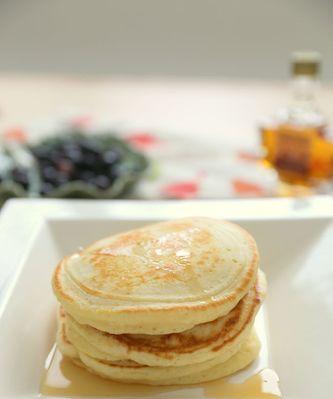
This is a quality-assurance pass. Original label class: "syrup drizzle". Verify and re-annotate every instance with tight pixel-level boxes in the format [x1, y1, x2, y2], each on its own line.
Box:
[39, 346, 281, 398]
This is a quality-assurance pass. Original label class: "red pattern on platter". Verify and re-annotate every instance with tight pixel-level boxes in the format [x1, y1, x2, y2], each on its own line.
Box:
[161, 181, 200, 199]
[71, 115, 93, 129]
[236, 150, 260, 162]
[232, 179, 264, 196]
[4, 128, 27, 143]
[126, 132, 161, 150]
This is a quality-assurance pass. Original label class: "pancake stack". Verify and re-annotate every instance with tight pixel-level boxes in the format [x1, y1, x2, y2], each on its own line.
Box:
[52, 217, 266, 385]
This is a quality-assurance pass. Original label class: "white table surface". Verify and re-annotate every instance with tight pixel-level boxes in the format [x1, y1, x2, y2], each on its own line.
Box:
[1, 74, 333, 148]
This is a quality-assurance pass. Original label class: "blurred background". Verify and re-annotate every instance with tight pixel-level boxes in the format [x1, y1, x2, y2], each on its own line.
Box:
[1, 0, 333, 79]
[0, 0, 332, 201]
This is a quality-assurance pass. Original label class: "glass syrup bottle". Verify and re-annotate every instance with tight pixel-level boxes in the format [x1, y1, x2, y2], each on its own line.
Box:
[260, 51, 333, 187]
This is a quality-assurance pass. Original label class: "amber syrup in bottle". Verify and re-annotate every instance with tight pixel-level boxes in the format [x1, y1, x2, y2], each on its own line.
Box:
[261, 51, 333, 189]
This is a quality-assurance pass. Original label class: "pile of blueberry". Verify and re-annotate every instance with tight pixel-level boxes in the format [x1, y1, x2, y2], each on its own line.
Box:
[7, 133, 148, 198]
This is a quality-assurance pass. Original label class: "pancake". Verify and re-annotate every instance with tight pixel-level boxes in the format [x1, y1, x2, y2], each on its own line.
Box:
[78, 330, 260, 385]
[56, 310, 260, 385]
[56, 307, 78, 360]
[53, 217, 259, 334]
[164, 331, 260, 385]
[65, 270, 266, 367]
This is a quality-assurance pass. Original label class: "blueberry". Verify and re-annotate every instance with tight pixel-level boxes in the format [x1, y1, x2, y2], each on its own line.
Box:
[55, 172, 69, 186]
[12, 168, 29, 188]
[63, 143, 78, 152]
[38, 158, 52, 168]
[95, 175, 111, 189]
[63, 144, 83, 163]
[81, 139, 100, 151]
[79, 171, 95, 183]
[108, 169, 119, 183]
[32, 146, 49, 160]
[56, 158, 74, 174]
[40, 182, 55, 195]
[81, 153, 97, 168]
[50, 150, 63, 163]
[103, 150, 119, 165]
[42, 166, 58, 182]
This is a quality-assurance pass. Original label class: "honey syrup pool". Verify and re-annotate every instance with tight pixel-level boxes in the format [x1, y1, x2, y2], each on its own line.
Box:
[39, 345, 281, 399]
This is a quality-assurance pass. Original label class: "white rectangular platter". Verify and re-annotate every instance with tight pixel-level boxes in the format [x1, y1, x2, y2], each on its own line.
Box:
[0, 196, 332, 399]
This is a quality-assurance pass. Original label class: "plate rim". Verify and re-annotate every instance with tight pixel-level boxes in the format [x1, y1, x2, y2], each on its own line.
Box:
[1, 195, 332, 318]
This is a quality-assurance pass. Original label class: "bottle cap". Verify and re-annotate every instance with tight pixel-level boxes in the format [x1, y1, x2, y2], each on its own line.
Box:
[291, 51, 321, 77]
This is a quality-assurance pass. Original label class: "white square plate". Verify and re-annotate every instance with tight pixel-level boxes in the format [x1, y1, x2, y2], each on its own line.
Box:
[0, 197, 332, 399]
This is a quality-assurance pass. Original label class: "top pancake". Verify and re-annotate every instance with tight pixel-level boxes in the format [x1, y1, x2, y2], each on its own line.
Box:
[52, 217, 259, 334]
